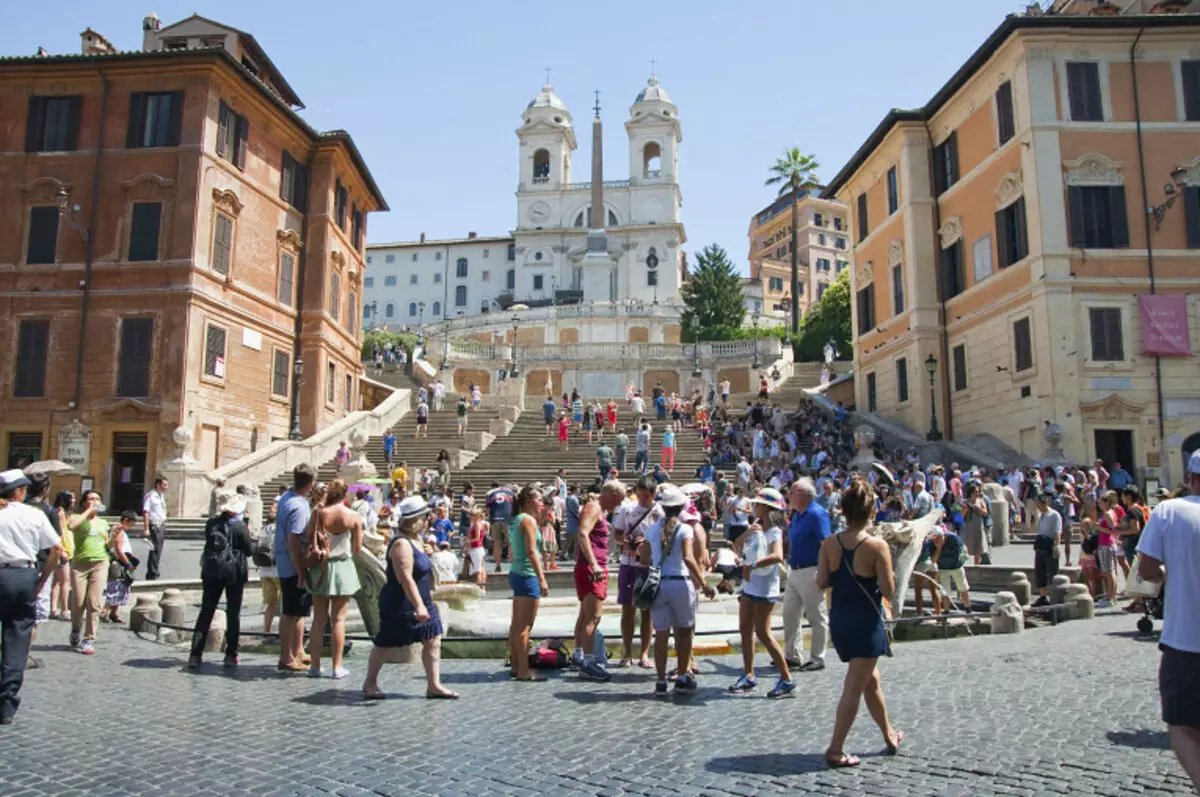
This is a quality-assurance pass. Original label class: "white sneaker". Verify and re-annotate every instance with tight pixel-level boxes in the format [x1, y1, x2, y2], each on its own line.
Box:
[307, 665, 323, 678]
[331, 666, 350, 680]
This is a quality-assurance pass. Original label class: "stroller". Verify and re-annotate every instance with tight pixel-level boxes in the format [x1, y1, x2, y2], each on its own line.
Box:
[1136, 590, 1165, 635]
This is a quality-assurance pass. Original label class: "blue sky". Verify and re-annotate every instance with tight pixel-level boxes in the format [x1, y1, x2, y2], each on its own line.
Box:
[3, 0, 1029, 272]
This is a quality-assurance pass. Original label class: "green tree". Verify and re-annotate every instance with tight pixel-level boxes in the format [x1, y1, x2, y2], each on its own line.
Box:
[765, 147, 821, 336]
[361, 329, 418, 361]
[794, 268, 851, 362]
[680, 244, 745, 338]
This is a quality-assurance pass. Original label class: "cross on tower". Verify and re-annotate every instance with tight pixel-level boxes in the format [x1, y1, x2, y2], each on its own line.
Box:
[593, 89, 601, 118]
[650, 57, 657, 78]
[544, 66, 552, 85]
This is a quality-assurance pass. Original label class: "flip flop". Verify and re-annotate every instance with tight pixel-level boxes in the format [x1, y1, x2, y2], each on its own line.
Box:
[426, 691, 460, 700]
[618, 658, 634, 668]
[825, 752, 861, 769]
[362, 689, 387, 701]
[886, 730, 905, 756]
[277, 662, 307, 672]
[514, 674, 547, 682]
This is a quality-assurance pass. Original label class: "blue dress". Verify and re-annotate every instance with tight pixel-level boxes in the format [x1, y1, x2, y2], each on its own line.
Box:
[828, 536, 888, 662]
[374, 538, 443, 647]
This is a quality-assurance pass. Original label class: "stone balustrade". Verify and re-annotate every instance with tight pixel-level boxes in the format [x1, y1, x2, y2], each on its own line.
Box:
[444, 339, 782, 364]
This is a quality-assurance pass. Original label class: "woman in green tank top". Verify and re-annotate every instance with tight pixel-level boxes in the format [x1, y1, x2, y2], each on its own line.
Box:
[507, 485, 549, 681]
[66, 490, 111, 652]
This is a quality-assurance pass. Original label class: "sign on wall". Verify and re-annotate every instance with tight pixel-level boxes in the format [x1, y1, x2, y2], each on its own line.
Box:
[57, 419, 92, 473]
[1139, 295, 1191, 356]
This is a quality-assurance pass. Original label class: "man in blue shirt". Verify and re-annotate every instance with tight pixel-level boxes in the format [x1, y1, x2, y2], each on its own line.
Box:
[486, 482, 515, 573]
[382, 430, 396, 470]
[274, 463, 316, 672]
[1107, 462, 1133, 491]
[781, 477, 830, 671]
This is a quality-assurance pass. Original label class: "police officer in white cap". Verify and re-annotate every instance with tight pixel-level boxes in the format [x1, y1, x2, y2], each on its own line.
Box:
[0, 469, 63, 724]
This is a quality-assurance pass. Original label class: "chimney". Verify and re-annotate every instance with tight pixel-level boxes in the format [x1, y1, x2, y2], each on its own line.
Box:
[35, 46, 48, 57]
[419, 232, 426, 243]
[80, 28, 116, 56]
[142, 12, 162, 51]
[467, 231, 477, 239]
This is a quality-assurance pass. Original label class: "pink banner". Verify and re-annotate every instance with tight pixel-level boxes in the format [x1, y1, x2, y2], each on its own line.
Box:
[1139, 294, 1192, 356]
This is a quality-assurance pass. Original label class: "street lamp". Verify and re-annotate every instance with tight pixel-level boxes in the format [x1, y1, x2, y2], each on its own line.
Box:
[924, 353, 942, 441]
[441, 317, 451, 371]
[751, 308, 762, 369]
[687, 312, 702, 378]
[289, 356, 305, 440]
[509, 313, 521, 378]
[367, 301, 378, 330]
[417, 301, 425, 347]
[57, 188, 94, 410]
[1150, 166, 1190, 231]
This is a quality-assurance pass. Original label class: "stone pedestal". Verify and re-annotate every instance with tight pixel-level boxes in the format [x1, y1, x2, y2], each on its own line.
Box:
[489, 418, 514, 437]
[990, 591, 1024, 635]
[204, 609, 227, 653]
[1049, 574, 1072, 605]
[129, 594, 161, 634]
[161, 426, 214, 519]
[499, 405, 521, 423]
[1007, 572, 1031, 606]
[158, 588, 187, 643]
[464, 430, 495, 453]
[1064, 584, 1095, 620]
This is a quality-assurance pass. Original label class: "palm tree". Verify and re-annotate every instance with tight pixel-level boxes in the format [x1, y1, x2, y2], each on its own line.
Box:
[765, 148, 821, 335]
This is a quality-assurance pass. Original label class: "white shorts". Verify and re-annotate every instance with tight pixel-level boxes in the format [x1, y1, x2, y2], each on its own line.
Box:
[468, 547, 485, 575]
[938, 567, 969, 593]
[35, 577, 52, 624]
[650, 579, 697, 632]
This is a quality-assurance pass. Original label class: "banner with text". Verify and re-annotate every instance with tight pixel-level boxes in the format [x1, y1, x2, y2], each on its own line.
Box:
[1138, 294, 1191, 356]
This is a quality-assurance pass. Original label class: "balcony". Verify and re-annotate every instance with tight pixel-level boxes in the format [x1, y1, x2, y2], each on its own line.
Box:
[532, 176, 549, 185]
[567, 179, 631, 190]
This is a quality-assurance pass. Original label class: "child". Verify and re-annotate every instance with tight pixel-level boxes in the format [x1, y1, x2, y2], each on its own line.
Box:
[259, 507, 281, 634]
[103, 510, 138, 624]
[713, 541, 739, 594]
[540, 496, 559, 571]
[465, 507, 489, 588]
[558, 414, 571, 451]
[471, 384, 483, 410]
[432, 505, 455, 547]
[1077, 517, 1100, 597]
[661, 426, 676, 473]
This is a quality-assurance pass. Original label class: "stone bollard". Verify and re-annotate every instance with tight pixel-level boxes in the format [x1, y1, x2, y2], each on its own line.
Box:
[204, 609, 226, 653]
[158, 589, 187, 643]
[1049, 574, 1072, 605]
[990, 499, 1010, 547]
[129, 594, 161, 634]
[1007, 572, 1031, 606]
[990, 591, 1025, 635]
[1064, 584, 1095, 620]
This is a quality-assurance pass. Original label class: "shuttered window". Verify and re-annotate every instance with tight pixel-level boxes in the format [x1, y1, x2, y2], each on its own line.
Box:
[211, 213, 233, 276]
[271, 350, 290, 398]
[345, 374, 353, 411]
[952, 344, 967, 392]
[856, 193, 869, 243]
[1068, 186, 1129, 249]
[996, 197, 1029, 268]
[335, 179, 348, 229]
[1185, 186, 1200, 249]
[216, 101, 249, 170]
[116, 318, 153, 397]
[326, 362, 336, 404]
[933, 133, 959, 195]
[856, 284, 875, 335]
[892, 264, 905, 315]
[1184, 61, 1200, 122]
[940, 240, 966, 300]
[896, 358, 909, 403]
[996, 81, 1016, 144]
[866, 372, 877, 413]
[886, 167, 899, 214]
[26, 206, 59, 264]
[280, 151, 308, 211]
[1066, 62, 1103, 122]
[351, 204, 363, 248]
[25, 95, 82, 152]
[330, 272, 341, 319]
[1089, 308, 1124, 362]
[1013, 317, 1033, 373]
[278, 253, 295, 306]
[348, 291, 357, 336]
[203, 324, 227, 379]
[14, 320, 50, 397]
[126, 91, 183, 148]
[128, 202, 162, 261]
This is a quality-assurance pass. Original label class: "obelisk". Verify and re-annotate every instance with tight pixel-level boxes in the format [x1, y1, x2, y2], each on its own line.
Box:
[582, 90, 612, 302]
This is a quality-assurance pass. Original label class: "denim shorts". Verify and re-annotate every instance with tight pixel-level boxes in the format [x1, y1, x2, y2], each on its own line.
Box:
[509, 571, 541, 599]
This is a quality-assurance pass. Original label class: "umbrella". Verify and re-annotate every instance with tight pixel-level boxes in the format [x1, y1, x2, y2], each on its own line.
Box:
[510, 303, 530, 311]
[23, 459, 76, 477]
[360, 477, 393, 485]
[680, 482, 713, 497]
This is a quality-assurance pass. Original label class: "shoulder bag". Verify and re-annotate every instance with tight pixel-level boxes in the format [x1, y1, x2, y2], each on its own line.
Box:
[634, 517, 682, 611]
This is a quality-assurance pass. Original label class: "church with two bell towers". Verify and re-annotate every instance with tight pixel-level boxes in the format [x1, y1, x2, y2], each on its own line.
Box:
[511, 75, 686, 309]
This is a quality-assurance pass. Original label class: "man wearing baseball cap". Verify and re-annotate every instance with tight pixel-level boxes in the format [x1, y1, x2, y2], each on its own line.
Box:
[0, 469, 63, 724]
[1137, 450, 1200, 790]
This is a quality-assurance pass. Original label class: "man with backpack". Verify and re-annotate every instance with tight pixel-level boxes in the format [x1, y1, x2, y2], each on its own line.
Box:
[188, 489, 253, 669]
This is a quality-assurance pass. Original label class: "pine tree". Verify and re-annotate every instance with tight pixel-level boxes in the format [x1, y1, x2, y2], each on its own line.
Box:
[680, 244, 745, 338]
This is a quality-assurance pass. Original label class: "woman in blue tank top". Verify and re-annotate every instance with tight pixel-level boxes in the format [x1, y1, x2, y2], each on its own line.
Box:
[816, 478, 903, 768]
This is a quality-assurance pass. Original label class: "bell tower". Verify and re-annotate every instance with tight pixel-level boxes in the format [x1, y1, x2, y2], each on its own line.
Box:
[516, 80, 575, 193]
[626, 75, 680, 188]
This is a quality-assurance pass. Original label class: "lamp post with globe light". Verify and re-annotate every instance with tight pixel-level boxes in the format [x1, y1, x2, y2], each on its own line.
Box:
[751, 309, 762, 369]
[509, 313, 521, 377]
[925, 353, 942, 441]
[289, 356, 305, 440]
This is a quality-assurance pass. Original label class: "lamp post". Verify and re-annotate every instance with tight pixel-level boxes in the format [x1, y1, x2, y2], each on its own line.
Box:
[688, 312, 702, 378]
[509, 313, 521, 378]
[441, 316, 451, 370]
[417, 301, 426, 348]
[367, 301, 378, 331]
[751, 309, 762, 369]
[57, 188, 93, 410]
[1150, 166, 1190, 231]
[924, 353, 942, 441]
[289, 356, 305, 440]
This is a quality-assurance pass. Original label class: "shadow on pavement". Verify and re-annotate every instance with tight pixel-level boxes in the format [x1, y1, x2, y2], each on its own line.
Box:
[1103, 630, 1161, 644]
[706, 752, 829, 776]
[553, 689, 714, 706]
[121, 658, 290, 681]
[1106, 729, 1171, 750]
[291, 688, 412, 706]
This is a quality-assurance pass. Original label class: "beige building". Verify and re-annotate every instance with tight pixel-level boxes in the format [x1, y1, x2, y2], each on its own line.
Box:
[825, 3, 1200, 485]
[747, 192, 849, 321]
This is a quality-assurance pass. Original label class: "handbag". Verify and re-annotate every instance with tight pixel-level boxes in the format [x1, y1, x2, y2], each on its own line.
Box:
[840, 540, 894, 658]
[634, 518, 682, 611]
[1125, 554, 1162, 599]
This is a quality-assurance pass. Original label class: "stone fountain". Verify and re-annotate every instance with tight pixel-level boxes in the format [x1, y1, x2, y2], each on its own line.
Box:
[848, 424, 881, 472]
[871, 508, 944, 616]
[339, 427, 377, 485]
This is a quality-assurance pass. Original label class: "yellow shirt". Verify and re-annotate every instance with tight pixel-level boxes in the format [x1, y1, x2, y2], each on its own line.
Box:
[391, 467, 408, 485]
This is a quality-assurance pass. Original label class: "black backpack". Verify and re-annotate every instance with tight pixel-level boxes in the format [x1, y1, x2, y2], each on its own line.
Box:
[252, 526, 275, 568]
[203, 516, 242, 583]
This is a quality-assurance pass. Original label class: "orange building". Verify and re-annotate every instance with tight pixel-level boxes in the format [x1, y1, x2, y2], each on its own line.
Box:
[747, 192, 849, 321]
[0, 14, 386, 512]
[826, 3, 1200, 485]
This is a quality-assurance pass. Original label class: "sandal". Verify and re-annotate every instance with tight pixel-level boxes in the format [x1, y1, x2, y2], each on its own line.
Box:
[886, 730, 904, 756]
[426, 690, 460, 700]
[825, 751, 861, 769]
[362, 688, 387, 700]
[514, 674, 547, 682]
[618, 657, 634, 668]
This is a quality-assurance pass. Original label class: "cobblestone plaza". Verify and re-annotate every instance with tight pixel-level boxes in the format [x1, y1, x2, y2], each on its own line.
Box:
[1, 613, 1190, 796]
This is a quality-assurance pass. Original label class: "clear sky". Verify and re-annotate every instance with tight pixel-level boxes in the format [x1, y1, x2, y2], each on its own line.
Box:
[3, 0, 1030, 272]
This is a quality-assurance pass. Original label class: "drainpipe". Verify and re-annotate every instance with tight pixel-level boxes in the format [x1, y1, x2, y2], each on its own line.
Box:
[288, 154, 316, 440]
[922, 119, 954, 441]
[71, 70, 109, 408]
[1130, 26, 1168, 483]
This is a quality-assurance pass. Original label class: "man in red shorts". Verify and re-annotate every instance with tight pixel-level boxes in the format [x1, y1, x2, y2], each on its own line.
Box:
[574, 480, 625, 682]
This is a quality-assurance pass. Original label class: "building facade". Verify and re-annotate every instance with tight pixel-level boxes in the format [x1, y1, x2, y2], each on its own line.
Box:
[747, 192, 850, 321]
[826, 5, 1200, 485]
[363, 234, 515, 329]
[0, 13, 385, 511]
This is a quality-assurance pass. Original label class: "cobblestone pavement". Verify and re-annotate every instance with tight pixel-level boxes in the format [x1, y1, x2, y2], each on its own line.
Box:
[1, 614, 1190, 796]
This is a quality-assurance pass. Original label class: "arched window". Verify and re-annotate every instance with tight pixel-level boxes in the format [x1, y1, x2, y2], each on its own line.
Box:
[455, 285, 467, 307]
[643, 142, 662, 177]
[481, 299, 490, 313]
[532, 149, 550, 183]
[456, 257, 468, 278]
[362, 305, 371, 319]
[432, 301, 441, 317]
[385, 303, 395, 318]
[408, 302, 417, 317]
[573, 208, 620, 228]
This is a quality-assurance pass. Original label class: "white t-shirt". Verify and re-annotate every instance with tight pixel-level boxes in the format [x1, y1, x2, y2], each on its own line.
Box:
[1137, 495, 1200, 653]
[0, 502, 59, 565]
[431, 550, 459, 583]
[614, 502, 663, 566]
[632, 396, 645, 415]
[741, 525, 783, 599]
[643, 518, 694, 577]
